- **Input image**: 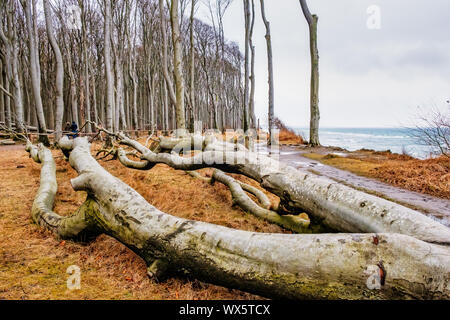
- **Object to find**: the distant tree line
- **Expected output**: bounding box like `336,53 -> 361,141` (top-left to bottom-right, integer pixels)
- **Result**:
1,0 -> 322,146
0,0 -> 257,145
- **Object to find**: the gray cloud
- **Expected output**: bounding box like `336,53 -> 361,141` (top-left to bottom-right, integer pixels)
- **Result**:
197,0 -> 450,128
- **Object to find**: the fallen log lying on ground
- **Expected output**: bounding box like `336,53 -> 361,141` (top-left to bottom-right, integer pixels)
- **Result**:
26,137 -> 450,299
0,139 -> 15,145
186,170 -> 273,209
112,133 -> 450,245
185,169 -> 310,233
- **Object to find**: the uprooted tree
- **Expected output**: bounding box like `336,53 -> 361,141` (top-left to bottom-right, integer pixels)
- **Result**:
24,130 -> 450,300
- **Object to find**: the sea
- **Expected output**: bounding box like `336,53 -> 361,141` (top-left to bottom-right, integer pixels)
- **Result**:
293,127 -> 437,159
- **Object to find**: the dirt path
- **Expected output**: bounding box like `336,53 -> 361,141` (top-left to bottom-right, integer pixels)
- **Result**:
256,144 -> 450,227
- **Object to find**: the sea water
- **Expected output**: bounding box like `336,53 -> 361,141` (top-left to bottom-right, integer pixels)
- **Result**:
293,127 -> 437,159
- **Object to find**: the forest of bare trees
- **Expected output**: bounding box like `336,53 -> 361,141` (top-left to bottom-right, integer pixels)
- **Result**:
0,0 -> 259,145
1,0 -> 450,302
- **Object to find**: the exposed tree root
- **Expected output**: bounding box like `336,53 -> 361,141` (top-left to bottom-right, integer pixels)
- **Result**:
185,169 -> 308,233
117,148 -> 154,170
211,169 -> 310,233
0,139 -> 15,145
25,137 -> 450,299
25,142 -> 99,239
111,132 -> 450,245
186,170 -> 271,209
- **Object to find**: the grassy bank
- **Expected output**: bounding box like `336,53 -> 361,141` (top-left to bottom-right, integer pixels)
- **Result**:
303,150 -> 449,199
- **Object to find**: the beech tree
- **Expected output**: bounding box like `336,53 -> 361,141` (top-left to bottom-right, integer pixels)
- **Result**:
259,0 -> 274,145
1,0 -> 248,137
21,0 -> 50,145
43,0 -> 64,142
299,0 -> 320,146
104,0 -> 114,135
1,0 -> 449,300
23,131 -> 450,299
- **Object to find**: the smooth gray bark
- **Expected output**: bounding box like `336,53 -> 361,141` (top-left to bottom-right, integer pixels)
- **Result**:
115,133 -> 450,245
158,0 -> 177,114
104,0 -> 114,134
27,137 -> 450,299
43,0 -> 64,142
242,0 -> 250,133
260,0 -> 275,146
299,0 -> 320,146
22,0 -> 49,145
170,0 -> 186,130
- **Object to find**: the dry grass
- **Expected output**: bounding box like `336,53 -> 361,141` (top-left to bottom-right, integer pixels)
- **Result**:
303,153 -> 380,177
278,129 -> 305,145
274,118 -> 305,145
303,151 -> 450,199
372,156 -> 450,198
0,143 -> 288,300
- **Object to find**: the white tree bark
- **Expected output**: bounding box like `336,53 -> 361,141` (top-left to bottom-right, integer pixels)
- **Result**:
0,3 -> 24,132
260,0 -> 275,145
116,134 -> 450,245
158,0 -> 177,111
299,0 -> 320,146
27,137 -> 450,299
43,0 -> 64,142
22,0 -> 49,145
104,0 -> 114,134
242,0 -> 251,132
170,0 -> 186,130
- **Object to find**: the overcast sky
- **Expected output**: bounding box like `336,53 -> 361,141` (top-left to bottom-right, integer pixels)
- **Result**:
197,0 -> 450,128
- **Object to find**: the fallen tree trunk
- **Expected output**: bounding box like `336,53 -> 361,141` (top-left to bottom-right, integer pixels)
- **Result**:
27,137 -> 450,299
189,170 -> 273,210
115,133 -> 450,245
186,169 -> 310,233
0,139 -> 15,145
25,142 -> 99,239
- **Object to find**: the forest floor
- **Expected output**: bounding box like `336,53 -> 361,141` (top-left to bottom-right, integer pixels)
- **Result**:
1,137 -> 449,299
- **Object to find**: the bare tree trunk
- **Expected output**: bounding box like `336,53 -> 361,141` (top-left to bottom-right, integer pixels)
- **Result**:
0,62 -> 4,124
104,0 -> 114,138
248,0 -> 256,128
0,6 -> 21,131
242,0 -> 250,133
170,0 -> 186,131
26,137 -> 450,299
43,0 -> 64,142
12,40 -> 24,132
3,75 -> 11,130
22,0 -> 49,145
189,0 -> 197,131
66,53 -> 79,126
92,70 -> 98,124
83,35 -> 91,133
158,0 -> 177,120
114,61 -> 127,131
299,0 -> 320,146
163,78 -> 169,131
117,134 -> 450,245
260,0 -> 275,146
0,29 -> 12,130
